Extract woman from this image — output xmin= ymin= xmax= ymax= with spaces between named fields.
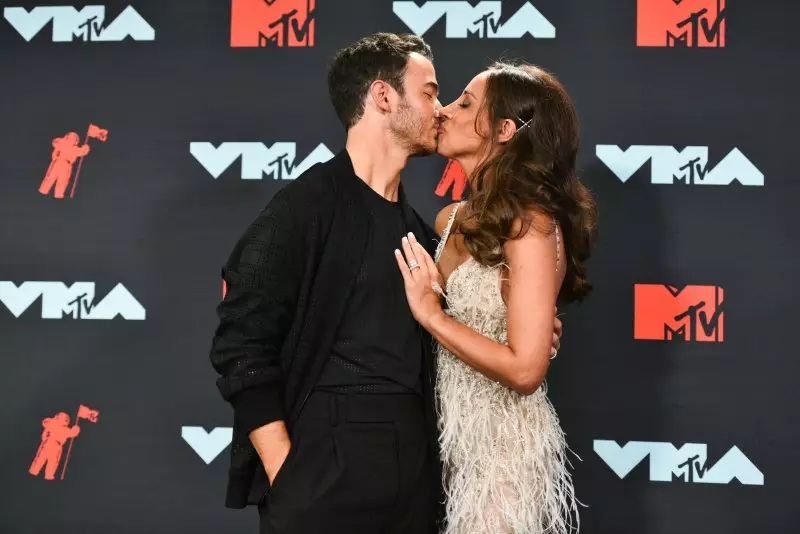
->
xmin=394 ymin=62 xmax=597 ymax=533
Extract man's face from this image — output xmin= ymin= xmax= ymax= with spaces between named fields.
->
xmin=389 ymin=52 xmax=442 ymax=156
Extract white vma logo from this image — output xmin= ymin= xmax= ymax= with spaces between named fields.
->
xmin=190 ymin=142 xmax=334 ymax=180
xmin=594 ymin=440 xmax=764 ymax=485
xmin=596 ymin=145 xmax=764 ymax=186
xmin=3 ymin=6 xmax=155 ymax=42
xmin=0 ymin=282 xmax=146 ymax=320
xmin=182 ymin=426 xmax=232 ymax=464
xmin=393 ymin=1 xmax=555 ymax=38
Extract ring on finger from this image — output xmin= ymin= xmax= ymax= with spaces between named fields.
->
xmin=408 ymin=259 xmax=420 ymax=271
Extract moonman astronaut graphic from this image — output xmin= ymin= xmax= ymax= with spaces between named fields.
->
xmin=29 ymin=405 xmax=99 ymax=481
xmin=39 ymin=132 xmax=91 ymax=199
xmin=28 ymin=412 xmax=80 ymax=480
xmin=38 ymin=124 xmax=107 ymax=199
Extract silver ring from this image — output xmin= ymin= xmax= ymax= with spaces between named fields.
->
xmin=408 ymin=259 xmax=420 ymax=271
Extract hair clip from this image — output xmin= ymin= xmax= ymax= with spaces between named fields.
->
xmin=516 ymin=115 xmax=532 ymax=132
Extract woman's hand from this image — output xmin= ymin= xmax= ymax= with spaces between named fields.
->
xmin=394 ymin=232 xmax=445 ymax=328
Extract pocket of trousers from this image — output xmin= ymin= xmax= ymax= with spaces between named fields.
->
xmin=267 ymin=442 xmax=300 ymax=498
xmin=263 ymin=420 xmax=343 ymax=516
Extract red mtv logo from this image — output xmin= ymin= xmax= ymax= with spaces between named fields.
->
xmin=634 ymin=284 xmax=724 ymax=342
xmin=231 ymin=0 xmax=315 ymax=48
xmin=435 ymin=159 xmax=468 ymax=200
xmin=637 ymin=0 xmax=726 ymax=48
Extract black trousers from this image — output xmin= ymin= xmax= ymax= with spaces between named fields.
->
xmin=258 ymin=390 xmax=438 ymax=534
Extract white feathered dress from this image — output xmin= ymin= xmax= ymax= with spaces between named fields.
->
xmin=433 ymin=202 xmax=579 ymax=534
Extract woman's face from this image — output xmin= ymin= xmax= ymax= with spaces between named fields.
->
xmin=436 ymin=71 xmax=491 ymax=168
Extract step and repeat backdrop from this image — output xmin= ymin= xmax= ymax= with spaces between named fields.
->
xmin=0 ymin=1 xmax=797 ymax=532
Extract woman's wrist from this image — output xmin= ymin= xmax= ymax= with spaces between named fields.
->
xmin=424 ymin=308 xmax=449 ymax=333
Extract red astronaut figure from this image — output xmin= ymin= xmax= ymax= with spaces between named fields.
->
xmin=39 ymin=132 xmax=91 ymax=199
xmin=29 ymin=412 xmax=81 ymax=480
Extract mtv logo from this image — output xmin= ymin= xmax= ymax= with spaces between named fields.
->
xmin=594 ymin=440 xmax=764 ymax=485
xmin=3 ymin=6 xmax=155 ymax=42
xmin=596 ymin=145 xmax=764 ymax=186
xmin=637 ymin=0 xmax=726 ymax=47
xmin=435 ymin=159 xmax=468 ymax=200
xmin=0 ymin=281 xmax=146 ymax=320
xmin=230 ymin=0 xmax=315 ymax=47
xmin=393 ymin=1 xmax=555 ymax=39
xmin=634 ymin=284 xmax=723 ymax=342
xmin=182 ymin=426 xmax=232 ymax=464
xmin=190 ymin=142 xmax=334 ymax=180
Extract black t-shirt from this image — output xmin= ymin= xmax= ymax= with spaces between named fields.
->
xmin=315 ymin=173 xmax=424 ymax=395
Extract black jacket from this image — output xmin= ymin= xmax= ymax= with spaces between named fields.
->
xmin=209 ymin=149 xmax=442 ymax=510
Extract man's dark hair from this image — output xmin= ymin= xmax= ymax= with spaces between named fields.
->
xmin=327 ymin=32 xmax=433 ymax=129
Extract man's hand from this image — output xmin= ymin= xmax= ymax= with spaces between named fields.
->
xmin=551 ymin=307 xmax=563 ymax=358
xmin=249 ymin=421 xmax=291 ymax=485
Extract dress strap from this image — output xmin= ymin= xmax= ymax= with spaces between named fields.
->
xmin=554 ymin=217 xmax=561 ymax=272
xmin=434 ymin=201 xmax=465 ymax=263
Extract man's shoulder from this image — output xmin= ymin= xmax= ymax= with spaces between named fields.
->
xmin=264 ymin=158 xmax=338 ymax=218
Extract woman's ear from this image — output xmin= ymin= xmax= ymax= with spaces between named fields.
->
xmin=497 ymin=118 xmax=517 ymax=143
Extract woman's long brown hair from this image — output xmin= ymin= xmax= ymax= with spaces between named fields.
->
xmin=457 ymin=62 xmax=598 ymax=303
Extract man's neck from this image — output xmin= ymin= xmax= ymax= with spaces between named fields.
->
xmin=345 ymin=125 xmax=409 ymax=202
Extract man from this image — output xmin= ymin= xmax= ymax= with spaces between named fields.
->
xmin=209 ymin=32 xmax=563 ymax=533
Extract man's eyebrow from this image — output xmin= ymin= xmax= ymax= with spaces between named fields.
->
xmin=425 ymin=81 xmax=439 ymax=93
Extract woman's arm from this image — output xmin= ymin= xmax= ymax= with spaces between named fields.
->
xmin=397 ymin=215 xmax=563 ymax=395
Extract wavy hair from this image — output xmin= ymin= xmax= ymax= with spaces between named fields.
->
xmin=457 ymin=62 xmax=597 ymax=303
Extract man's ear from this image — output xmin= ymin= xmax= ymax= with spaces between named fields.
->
xmin=497 ymin=118 xmax=517 ymax=143
xmin=369 ymin=80 xmax=393 ymax=114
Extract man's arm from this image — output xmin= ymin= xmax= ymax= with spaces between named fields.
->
xmin=210 ymin=185 xmax=311 ymax=481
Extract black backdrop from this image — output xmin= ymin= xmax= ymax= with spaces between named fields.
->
xmin=1 ymin=1 xmax=798 ymax=533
